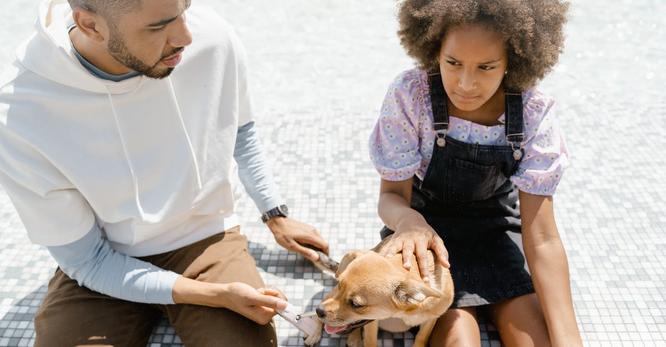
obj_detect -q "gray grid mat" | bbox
[1,1,665,346]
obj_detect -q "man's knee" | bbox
[34,312,156,347]
[34,286,160,347]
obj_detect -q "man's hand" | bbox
[172,278,288,325]
[266,217,330,262]
[220,283,288,325]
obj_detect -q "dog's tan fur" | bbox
[311,238,454,347]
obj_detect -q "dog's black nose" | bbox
[315,307,326,319]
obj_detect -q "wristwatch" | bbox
[261,204,289,223]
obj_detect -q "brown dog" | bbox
[309,238,454,347]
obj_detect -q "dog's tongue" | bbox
[324,324,350,335]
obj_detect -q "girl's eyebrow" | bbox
[444,55,502,65]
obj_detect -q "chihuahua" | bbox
[309,237,454,347]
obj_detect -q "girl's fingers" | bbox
[414,242,430,281]
[401,241,415,269]
[380,240,401,257]
[431,236,450,268]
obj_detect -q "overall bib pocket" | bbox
[448,158,499,202]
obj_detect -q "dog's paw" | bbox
[345,328,363,347]
[303,328,322,346]
[303,320,323,346]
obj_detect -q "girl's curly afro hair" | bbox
[398,0,569,91]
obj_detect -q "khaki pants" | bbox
[34,227,277,347]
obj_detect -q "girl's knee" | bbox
[491,294,550,347]
[429,308,481,347]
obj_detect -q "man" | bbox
[0,0,329,345]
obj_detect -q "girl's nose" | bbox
[458,71,477,91]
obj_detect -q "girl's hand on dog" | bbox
[266,216,330,262]
[380,220,450,282]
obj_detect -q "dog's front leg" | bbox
[303,320,323,346]
[362,321,378,347]
[413,318,437,347]
[345,328,363,347]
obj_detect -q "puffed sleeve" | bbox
[510,91,570,195]
[369,71,424,181]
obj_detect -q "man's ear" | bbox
[392,278,441,306]
[336,250,364,278]
[72,8,108,42]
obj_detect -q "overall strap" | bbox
[428,73,449,147]
[504,91,525,160]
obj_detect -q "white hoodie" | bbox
[0,0,251,256]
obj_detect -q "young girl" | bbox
[369,1,582,346]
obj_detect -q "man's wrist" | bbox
[173,276,223,307]
[261,204,289,223]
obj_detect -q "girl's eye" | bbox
[446,60,459,66]
[149,26,166,32]
[479,65,496,71]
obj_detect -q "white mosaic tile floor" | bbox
[1,1,665,346]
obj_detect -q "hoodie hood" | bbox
[16,0,144,94]
[7,0,218,232]
[16,0,203,225]
[1,0,247,255]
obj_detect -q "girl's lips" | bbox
[161,53,182,67]
[454,92,479,101]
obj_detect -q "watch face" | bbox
[262,205,289,223]
[278,205,289,216]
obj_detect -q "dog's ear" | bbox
[392,278,442,306]
[336,250,364,278]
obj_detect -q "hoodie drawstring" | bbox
[106,88,147,220]
[167,77,203,190]
[104,79,203,221]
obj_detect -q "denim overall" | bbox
[381,74,535,308]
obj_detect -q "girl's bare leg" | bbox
[489,293,551,347]
[429,307,481,347]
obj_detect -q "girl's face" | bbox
[438,23,508,113]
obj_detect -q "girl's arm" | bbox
[378,178,449,280]
[519,191,583,347]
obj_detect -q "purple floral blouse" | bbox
[369,69,570,196]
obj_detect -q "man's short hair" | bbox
[67,0,141,19]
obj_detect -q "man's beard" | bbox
[107,27,180,79]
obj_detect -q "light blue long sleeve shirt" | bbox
[47,121,283,304]
[47,47,285,303]
[45,47,285,304]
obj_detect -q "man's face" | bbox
[106,0,192,79]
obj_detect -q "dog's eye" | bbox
[349,299,364,309]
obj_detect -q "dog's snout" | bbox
[315,307,327,319]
